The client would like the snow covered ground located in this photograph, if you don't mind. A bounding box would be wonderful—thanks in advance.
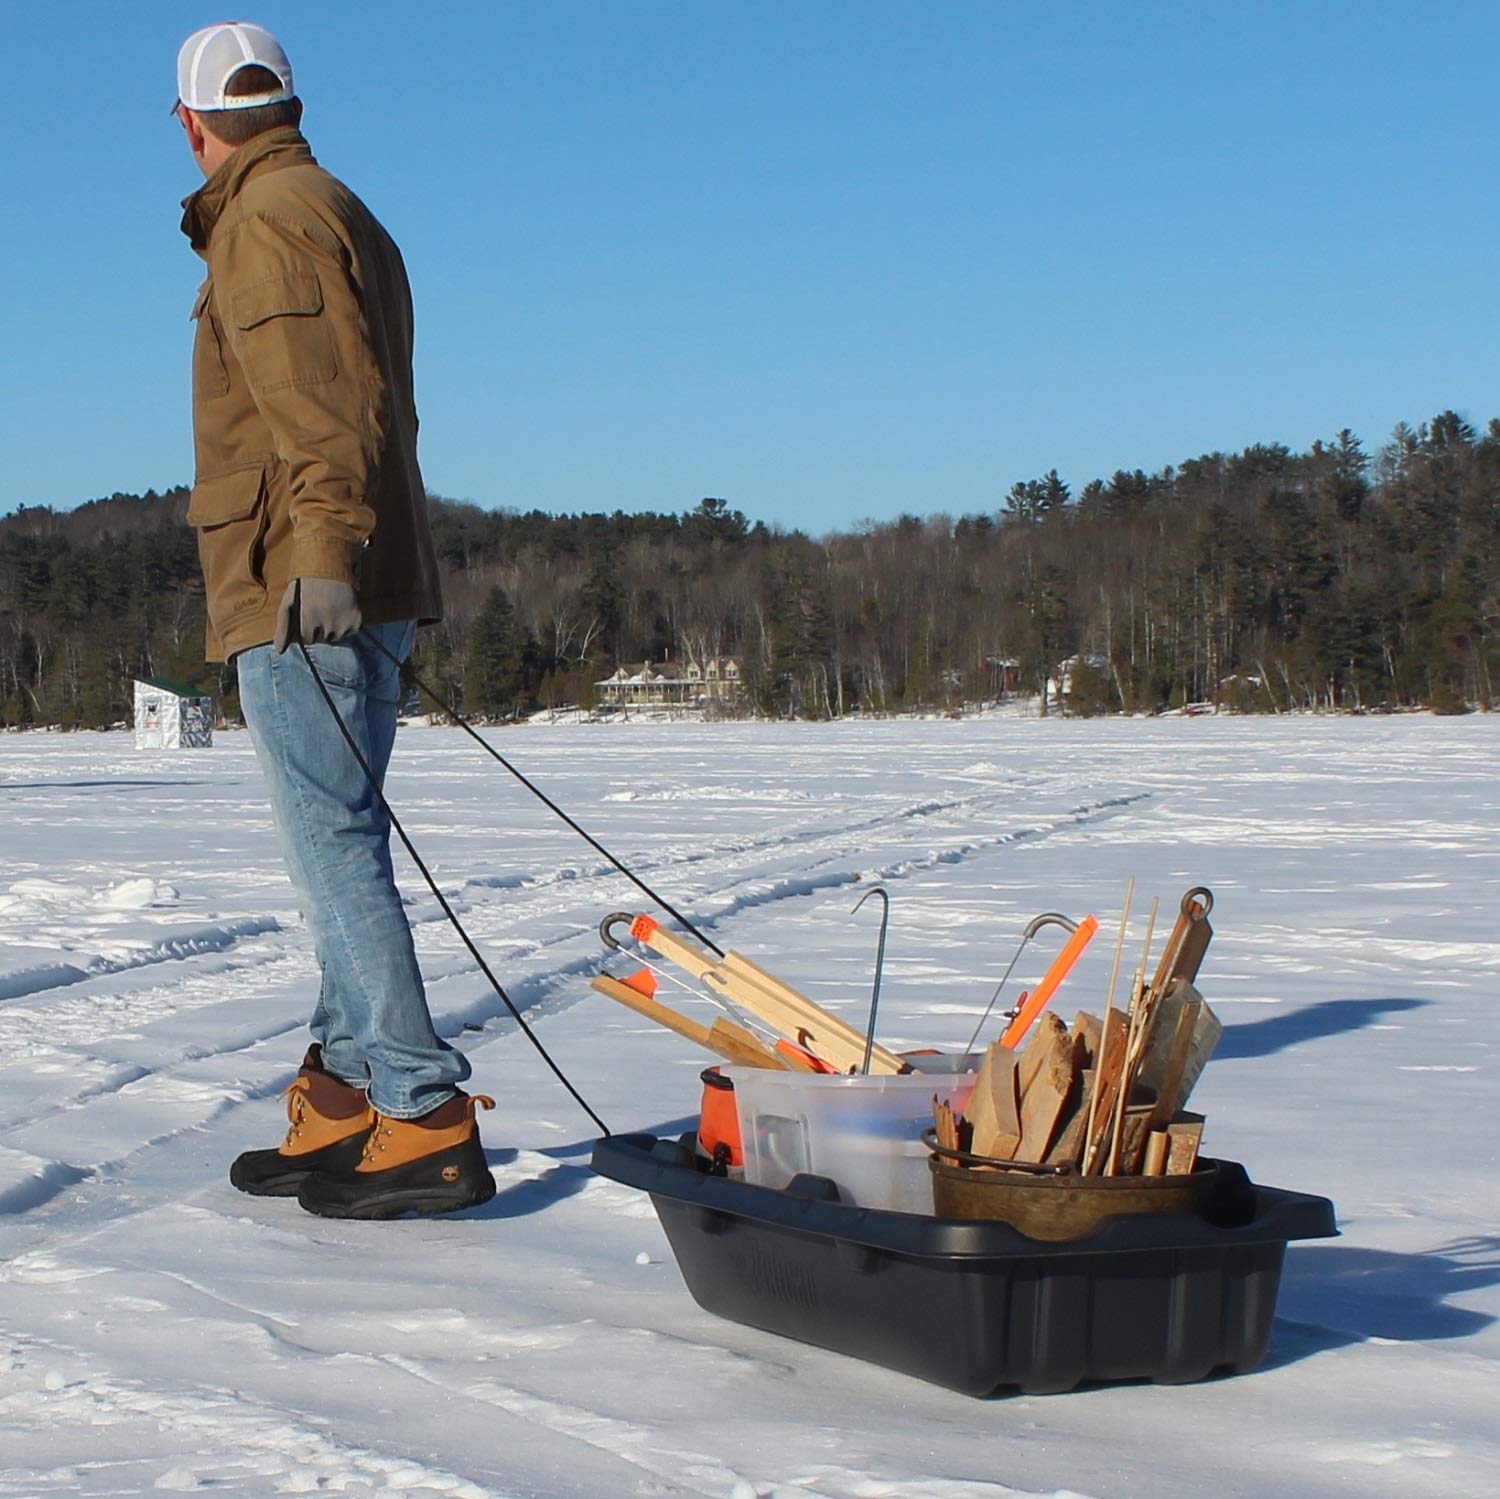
[1,714,1496,1499]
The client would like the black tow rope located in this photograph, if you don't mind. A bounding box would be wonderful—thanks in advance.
[292,617,612,1138]
[358,631,725,958]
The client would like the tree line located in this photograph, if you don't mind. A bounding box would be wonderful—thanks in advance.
[1,408,1496,729]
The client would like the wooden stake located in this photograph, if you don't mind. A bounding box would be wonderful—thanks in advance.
[1106,896,1159,1174]
[932,1097,959,1153]
[1081,1010,1129,1174]
[962,1040,1021,1158]
[1136,896,1161,995]
[1082,878,1133,1173]
[1042,1013,1098,1167]
[1116,1104,1155,1176]
[1070,1009,1103,1066]
[1145,985,1200,1128]
[1012,1013,1076,1163]
[1045,1092,1090,1168]
[1166,1113,1205,1174]
[1143,1129,1170,1176]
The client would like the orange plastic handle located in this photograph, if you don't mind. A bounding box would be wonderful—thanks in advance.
[1000,914,1100,1048]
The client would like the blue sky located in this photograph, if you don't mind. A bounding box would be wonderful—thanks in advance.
[5,2,1497,532]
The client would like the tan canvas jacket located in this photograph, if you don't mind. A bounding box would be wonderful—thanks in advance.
[181,127,444,661]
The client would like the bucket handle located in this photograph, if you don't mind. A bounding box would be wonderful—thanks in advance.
[921,1127,1075,1177]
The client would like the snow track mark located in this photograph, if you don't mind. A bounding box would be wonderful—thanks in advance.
[0,1332,507,1498]
[0,1151,91,1217]
[0,916,280,1002]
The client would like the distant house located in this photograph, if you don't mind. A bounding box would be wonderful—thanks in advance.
[1047,654,1110,702]
[983,655,1023,693]
[596,658,743,709]
[133,678,213,749]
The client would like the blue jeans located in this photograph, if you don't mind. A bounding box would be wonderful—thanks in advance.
[236,621,470,1118]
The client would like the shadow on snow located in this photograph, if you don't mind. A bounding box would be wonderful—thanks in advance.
[1217,996,1428,1060]
[468,1115,695,1222]
[0,779,211,792]
[1269,1235,1500,1366]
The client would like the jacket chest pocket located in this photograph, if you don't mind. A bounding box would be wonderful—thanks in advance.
[230,271,338,393]
[187,465,270,627]
[191,280,230,399]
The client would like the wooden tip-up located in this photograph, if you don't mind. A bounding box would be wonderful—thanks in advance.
[620,916,908,1075]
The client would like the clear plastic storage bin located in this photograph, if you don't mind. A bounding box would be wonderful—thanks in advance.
[727,1065,974,1213]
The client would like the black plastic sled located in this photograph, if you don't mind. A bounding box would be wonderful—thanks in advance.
[590,1131,1337,1396]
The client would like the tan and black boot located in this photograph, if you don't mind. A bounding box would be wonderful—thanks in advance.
[296,1091,496,1219]
[230,1046,374,1197]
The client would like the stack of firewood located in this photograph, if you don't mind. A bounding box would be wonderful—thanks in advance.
[933,885,1219,1177]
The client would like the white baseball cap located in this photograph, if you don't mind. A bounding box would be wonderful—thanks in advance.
[175,21,294,112]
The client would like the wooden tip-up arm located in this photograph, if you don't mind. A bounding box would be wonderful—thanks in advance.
[589,974,785,1068]
[625,914,908,1075]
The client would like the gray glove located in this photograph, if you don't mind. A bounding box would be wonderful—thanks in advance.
[274,578,363,653]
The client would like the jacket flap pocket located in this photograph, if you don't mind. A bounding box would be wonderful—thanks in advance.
[190,279,212,320]
[231,272,324,330]
[187,466,263,526]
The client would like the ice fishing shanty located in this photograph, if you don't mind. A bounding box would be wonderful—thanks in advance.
[132,677,214,749]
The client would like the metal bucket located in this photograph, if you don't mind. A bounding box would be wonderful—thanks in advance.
[926,1133,1219,1241]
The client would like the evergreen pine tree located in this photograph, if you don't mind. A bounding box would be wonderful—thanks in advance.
[581,550,625,665]
[463,585,525,718]
[1038,469,1070,515]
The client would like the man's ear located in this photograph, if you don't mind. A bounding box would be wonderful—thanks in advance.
[177,105,207,155]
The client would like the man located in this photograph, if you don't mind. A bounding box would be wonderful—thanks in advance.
[174,21,494,1218]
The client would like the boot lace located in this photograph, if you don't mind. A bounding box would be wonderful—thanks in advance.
[361,1115,396,1164]
[281,1077,312,1147]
